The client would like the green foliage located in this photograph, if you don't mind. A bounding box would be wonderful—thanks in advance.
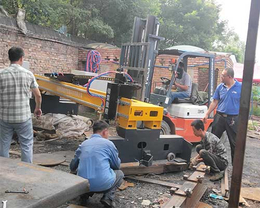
[214,29,245,63]
[1,0,244,59]
[252,86,260,102]
[252,107,260,117]
[158,0,225,50]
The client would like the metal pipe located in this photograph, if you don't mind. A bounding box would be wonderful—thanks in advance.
[228,0,260,207]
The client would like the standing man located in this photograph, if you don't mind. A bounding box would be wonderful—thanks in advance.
[70,120,124,208]
[169,62,192,104]
[203,68,242,163]
[0,47,42,163]
[190,120,228,181]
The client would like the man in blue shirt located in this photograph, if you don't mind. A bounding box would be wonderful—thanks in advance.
[203,68,242,163]
[70,120,124,207]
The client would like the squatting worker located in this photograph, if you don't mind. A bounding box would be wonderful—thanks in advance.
[0,47,42,163]
[190,120,228,181]
[203,68,242,163]
[70,120,124,208]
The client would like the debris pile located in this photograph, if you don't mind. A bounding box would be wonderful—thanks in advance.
[32,113,93,140]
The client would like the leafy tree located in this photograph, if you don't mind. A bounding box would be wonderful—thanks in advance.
[1,0,245,61]
[158,0,226,50]
[214,29,245,63]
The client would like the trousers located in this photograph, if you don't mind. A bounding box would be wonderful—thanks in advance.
[0,119,33,163]
[211,113,238,163]
[196,144,227,173]
[81,170,124,201]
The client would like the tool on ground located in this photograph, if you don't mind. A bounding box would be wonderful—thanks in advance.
[5,189,29,194]
[2,200,7,208]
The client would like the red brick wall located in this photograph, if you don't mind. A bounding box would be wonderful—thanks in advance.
[0,27,78,74]
[0,24,232,91]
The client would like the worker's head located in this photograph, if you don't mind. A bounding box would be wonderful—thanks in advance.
[221,68,234,84]
[8,47,24,65]
[176,62,184,79]
[93,120,109,139]
[191,119,205,137]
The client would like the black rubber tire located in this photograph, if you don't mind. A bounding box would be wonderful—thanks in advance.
[160,120,171,135]
[167,152,176,161]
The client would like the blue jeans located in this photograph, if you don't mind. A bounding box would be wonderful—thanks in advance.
[169,91,189,104]
[0,119,33,163]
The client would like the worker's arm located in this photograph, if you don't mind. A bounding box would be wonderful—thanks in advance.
[109,143,121,170]
[31,87,42,117]
[175,82,188,91]
[70,146,81,172]
[203,99,219,123]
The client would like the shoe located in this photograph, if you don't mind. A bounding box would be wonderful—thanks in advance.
[79,193,92,206]
[210,171,224,181]
[100,197,116,208]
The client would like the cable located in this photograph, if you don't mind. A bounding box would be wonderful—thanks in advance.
[85,71,134,109]
[85,50,101,73]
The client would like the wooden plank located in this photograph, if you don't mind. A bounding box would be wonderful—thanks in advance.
[174,181,197,196]
[163,182,207,208]
[126,176,181,189]
[185,183,207,208]
[196,164,207,172]
[186,171,205,183]
[196,202,212,208]
[67,204,88,208]
[221,169,229,197]
[121,161,188,176]
[9,150,21,156]
[241,187,260,202]
[224,169,229,196]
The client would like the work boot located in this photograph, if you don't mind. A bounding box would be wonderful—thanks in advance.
[100,197,116,208]
[210,171,224,181]
[79,193,94,206]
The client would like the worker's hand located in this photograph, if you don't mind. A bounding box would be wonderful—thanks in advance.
[34,108,42,118]
[203,114,209,124]
[197,158,203,162]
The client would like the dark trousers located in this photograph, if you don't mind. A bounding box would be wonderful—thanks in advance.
[211,113,238,163]
[196,144,227,173]
[81,170,124,202]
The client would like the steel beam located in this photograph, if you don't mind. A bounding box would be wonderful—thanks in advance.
[229,0,260,207]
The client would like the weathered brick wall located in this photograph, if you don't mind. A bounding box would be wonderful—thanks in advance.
[0,27,78,74]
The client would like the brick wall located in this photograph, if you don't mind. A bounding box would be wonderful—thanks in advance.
[0,27,78,74]
[0,17,233,91]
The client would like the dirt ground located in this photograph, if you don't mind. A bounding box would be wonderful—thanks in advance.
[9,116,260,208]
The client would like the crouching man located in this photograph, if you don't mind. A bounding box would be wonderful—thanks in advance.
[190,120,228,181]
[70,120,124,207]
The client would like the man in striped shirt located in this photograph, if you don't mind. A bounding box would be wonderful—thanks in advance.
[0,47,42,163]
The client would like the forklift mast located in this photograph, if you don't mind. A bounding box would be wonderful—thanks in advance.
[119,15,164,101]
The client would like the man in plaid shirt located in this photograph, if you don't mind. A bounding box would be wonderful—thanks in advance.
[0,47,42,163]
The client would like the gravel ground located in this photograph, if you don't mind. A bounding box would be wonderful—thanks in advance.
[10,121,260,208]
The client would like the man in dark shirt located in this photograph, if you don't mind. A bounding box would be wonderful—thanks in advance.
[70,120,124,207]
[191,120,228,181]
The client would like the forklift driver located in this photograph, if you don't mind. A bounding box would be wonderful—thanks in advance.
[169,62,192,104]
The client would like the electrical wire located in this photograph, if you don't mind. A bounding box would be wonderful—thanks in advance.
[85,50,101,73]
[85,71,134,109]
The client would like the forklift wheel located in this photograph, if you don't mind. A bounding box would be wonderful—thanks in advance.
[160,120,171,135]
[167,152,175,161]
